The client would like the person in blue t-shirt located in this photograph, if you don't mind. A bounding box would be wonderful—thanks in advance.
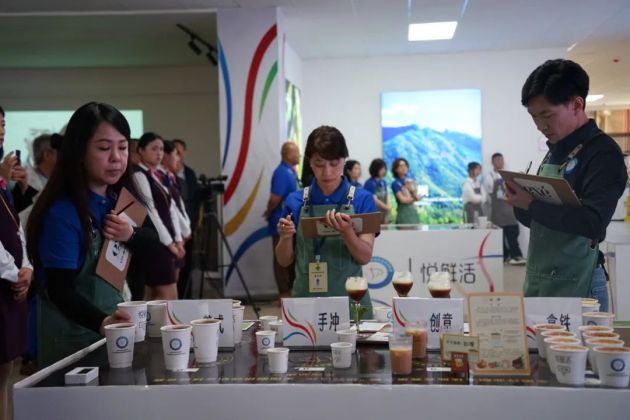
[26,102,159,367]
[364,158,391,223]
[391,158,422,224]
[275,126,376,313]
[343,159,363,188]
[265,142,301,298]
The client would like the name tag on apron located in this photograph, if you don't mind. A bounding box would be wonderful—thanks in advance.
[309,262,328,293]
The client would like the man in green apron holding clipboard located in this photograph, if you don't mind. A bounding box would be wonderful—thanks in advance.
[504,59,627,312]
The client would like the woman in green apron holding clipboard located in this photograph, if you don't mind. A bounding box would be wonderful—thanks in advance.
[364,159,391,224]
[26,102,156,367]
[275,126,377,316]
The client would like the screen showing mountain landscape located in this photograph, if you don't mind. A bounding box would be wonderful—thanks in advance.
[381,89,482,224]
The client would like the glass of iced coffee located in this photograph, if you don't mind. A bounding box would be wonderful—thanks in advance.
[427,271,452,298]
[389,333,413,375]
[405,320,428,359]
[392,271,414,297]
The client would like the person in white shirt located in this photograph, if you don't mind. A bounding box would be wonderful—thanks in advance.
[462,161,486,223]
[19,134,58,227]
[485,153,525,265]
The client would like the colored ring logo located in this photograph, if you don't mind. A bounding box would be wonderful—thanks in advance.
[611,358,625,372]
[262,337,271,346]
[169,338,183,351]
[115,336,129,349]
[365,256,394,289]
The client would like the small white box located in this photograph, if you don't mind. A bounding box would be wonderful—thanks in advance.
[64,367,99,385]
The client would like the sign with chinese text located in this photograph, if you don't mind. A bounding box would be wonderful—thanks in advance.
[392,297,465,349]
[281,297,350,348]
[468,292,531,376]
[524,297,581,349]
[166,300,234,348]
[441,334,479,363]
[364,227,502,307]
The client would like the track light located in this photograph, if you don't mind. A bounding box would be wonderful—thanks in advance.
[177,23,218,66]
[188,39,202,55]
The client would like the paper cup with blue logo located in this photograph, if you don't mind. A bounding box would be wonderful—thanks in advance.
[161,324,192,371]
[255,330,276,355]
[117,301,148,342]
[191,319,221,364]
[105,322,137,368]
[594,346,630,388]
[146,300,168,338]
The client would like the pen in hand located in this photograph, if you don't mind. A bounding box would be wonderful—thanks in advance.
[525,161,532,174]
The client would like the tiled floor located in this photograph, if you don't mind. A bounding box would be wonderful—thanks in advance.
[8,264,526,418]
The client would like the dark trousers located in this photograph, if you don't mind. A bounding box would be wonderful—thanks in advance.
[272,235,295,296]
[503,224,523,260]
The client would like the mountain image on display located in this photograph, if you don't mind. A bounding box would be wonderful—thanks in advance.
[382,124,481,224]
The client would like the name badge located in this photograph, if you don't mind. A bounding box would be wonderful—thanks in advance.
[309,262,328,293]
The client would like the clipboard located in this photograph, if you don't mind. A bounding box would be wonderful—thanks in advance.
[95,187,148,291]
[300,211,381,239]
[499,169,581,207]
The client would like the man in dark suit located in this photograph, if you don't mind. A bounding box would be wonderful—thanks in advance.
[173,139,199,298]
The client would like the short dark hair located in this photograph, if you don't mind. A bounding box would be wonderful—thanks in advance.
[491,153,503,162]
[172,139,187,150]
[521,59,589,107]
[344,159,359,179]
[369,158,386,178]
[163,139,176,154]
[304,126,349,160]
[467,161,481,175]
[392,158,409,178]
[0,105,4,116]
[138,132,163,149]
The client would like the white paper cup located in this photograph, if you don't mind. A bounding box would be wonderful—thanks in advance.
[269,320,284,344]
[582,331,620,344]
[336,329,358,354]
[232,300,241,307]
[477,216,488,228]
[161,325,192,371]
[578,325,614,343]
[582,311,615,327]
[534,324,566,358]
[259,315,278,331]
[255,330,276,354]
[104,322,136,368]
[374,306,392,323]
[545,337,581,375]
[267,347,290,374]
[550,344,588,385]
[146,300,167,338]
[331,342,353,369]
[585,338,625,375]
[232,305,245,345]
[594,346,630,388]
[581,302,600,314]
[117,301,148,342]
[191,319,221,364]
[541,330,576,362]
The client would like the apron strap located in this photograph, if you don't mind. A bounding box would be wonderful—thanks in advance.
[344,186,356,210]
[302,186,310,212]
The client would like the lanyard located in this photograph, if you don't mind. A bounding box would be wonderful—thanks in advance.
[538,132,603,175]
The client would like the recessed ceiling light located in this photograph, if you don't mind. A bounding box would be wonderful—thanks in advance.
[586,94,604,102]
[408,21,458,41]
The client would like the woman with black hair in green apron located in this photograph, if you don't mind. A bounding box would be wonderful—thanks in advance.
[26,102,159,367]
[391,158,421,224]
[364,158,391,224]
[275,126,377,316]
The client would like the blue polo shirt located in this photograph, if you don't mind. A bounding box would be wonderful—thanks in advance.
[391,177,407,204]
[281,177,376,228]
[39,191,115,269]
[364,177,386,195]
[268,161,299,236]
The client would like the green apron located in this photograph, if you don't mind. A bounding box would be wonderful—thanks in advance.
[523,149,598,298]
[293,186,373,317]
[38,226,123,367]
[374,181,388,223]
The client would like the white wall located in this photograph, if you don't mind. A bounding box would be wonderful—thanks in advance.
[0,65,221,177]
[301,47,567,257]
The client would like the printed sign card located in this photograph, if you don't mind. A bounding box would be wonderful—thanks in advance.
[468,292,531,376]
[524,297,582,349]
[391,297,465,349]
[281,297,350,348]
[166,299,234,348]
